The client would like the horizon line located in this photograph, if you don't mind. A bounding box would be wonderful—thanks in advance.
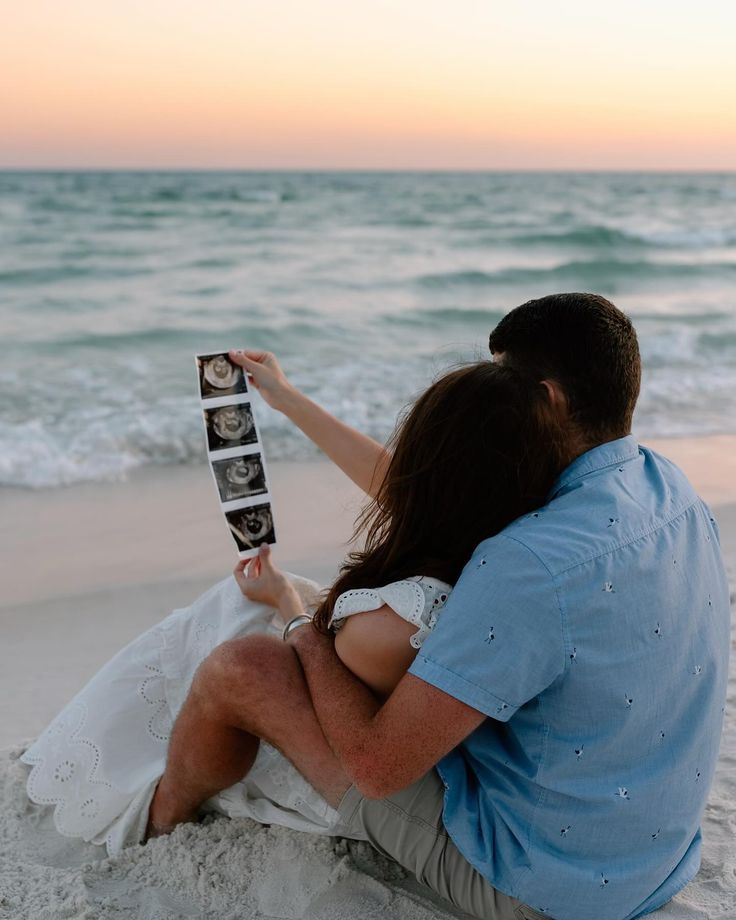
[2,166,735,174]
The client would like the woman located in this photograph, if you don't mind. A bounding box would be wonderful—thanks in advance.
[21,351,564,854]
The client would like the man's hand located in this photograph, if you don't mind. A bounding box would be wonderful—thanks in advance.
[289,625,485,799]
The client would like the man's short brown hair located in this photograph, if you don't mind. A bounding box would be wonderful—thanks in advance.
[488,292,641,441]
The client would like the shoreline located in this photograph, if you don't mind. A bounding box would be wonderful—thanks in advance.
[2,434,734,607]
[0,459,364,611]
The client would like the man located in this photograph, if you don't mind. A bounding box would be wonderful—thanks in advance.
[151,293,730,920]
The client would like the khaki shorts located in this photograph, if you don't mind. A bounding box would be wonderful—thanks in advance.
[336,768,550,920]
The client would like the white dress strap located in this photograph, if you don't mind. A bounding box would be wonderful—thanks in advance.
[329,576,451,649]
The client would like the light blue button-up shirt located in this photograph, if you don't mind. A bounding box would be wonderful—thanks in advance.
[410,436,730,920]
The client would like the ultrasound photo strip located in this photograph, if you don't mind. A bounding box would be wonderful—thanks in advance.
[212,452,268,503]
[203,402,258,453]
[224,502,277,553]
[196,352,277,559]
[196,352,250,400]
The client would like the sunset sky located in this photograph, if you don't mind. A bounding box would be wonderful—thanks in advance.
[2,0,735,169]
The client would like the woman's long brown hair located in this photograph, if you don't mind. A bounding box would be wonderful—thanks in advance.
[311,361,567,633]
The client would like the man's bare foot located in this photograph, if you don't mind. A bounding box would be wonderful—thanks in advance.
[145,781,198,842]
[145,817,182,841]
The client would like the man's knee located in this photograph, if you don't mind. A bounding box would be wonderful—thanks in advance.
[194,635,290,715]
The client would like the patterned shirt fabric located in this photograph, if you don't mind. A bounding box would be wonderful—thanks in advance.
[409,436,730,920]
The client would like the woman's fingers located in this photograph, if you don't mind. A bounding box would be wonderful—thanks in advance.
[229,349,273,371]
[228,350,255,368]
[234,557,261,582]
[239,348,268,360]
[232,545,284,606]
[227,349,291,412]
[258,544,279,573]
[228,351,262,389]
[247,556,261,578]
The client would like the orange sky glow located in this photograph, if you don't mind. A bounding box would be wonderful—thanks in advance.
[1,0,735,169]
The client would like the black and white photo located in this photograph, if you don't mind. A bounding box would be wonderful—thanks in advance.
[204,403,258,451]
[212,453,268,503]
[197,352,248,399]
[225,503,276,552]
[196,351,277,557]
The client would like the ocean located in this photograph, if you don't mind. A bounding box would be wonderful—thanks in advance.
[1,170,735,489]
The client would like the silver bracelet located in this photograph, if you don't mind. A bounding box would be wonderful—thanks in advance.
[282,614,313,641]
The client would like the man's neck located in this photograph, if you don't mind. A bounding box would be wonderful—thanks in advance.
[562,429,631,470]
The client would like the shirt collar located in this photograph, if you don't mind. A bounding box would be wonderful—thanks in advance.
[547,435,640,502]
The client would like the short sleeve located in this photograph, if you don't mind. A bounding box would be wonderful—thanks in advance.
[330,577,451,649]
[408,535,565,720]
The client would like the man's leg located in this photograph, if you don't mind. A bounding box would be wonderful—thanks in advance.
[147,635,543,920]
[336,770,547,920]
[149,634,351,832]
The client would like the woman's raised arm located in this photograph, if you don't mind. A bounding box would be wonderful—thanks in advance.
[228,349,389,497]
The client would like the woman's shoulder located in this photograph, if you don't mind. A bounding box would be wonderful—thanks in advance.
[330,575,452,649]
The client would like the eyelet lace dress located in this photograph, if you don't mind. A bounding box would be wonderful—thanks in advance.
[21,573,451,855]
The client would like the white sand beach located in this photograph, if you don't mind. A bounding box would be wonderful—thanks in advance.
[1,438,734,919]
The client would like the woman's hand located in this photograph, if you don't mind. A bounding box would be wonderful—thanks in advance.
[233,544,299,616]
[228,350,296,414]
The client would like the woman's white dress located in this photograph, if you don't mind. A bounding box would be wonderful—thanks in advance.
[21,572,451,855]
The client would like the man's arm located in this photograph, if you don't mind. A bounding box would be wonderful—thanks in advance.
[289,624,485,799]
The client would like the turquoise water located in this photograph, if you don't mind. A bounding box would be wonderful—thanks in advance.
[1,171,735,488]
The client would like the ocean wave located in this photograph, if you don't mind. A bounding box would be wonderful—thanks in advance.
[180,285,228,298]
[0,266,90,285]
[0,383,399,489]
[186,257,237,269]
[0,415,203,489]
[632,310,731,325]
[415,258,736,288]
[23,317,334,351]
[698,330,736,351]
[0,264,154,286]
[500,225,736,250]
[106,206,182,219]
[202,188,287,204]
[24,187,290,221]
[29,195,96,215]
[364,213,432,228]
[635,228,736,248]
[510,224,736,249]
[382,306,505,327]
[2,335,735,489]
[416,269,503,288]
[508,226,646,248]
[151,187,184,201]
[47,327,209,349]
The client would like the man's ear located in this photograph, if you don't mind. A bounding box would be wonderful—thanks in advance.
[540,379,568,413]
